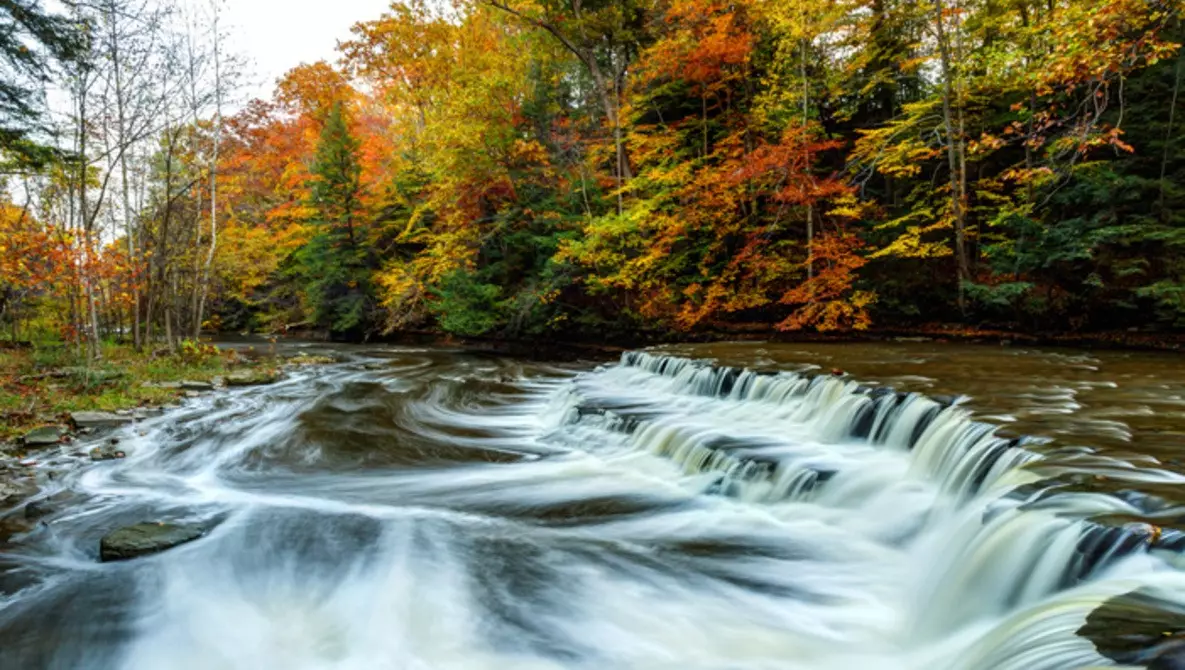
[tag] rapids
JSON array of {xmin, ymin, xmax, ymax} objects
[{"xmin": 2, "ymin": 342, "xmax": 1185, "ymax": 669}]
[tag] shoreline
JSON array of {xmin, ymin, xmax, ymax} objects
[
  {"xmin": 0, "ymin": 351, "xmax": 336, "ymax": 537},
  {"xmin": 288, "ymin": 324, "xmax": 1185, "ymax": 360}
]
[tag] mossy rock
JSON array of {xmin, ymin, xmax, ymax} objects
[{"xmin": 224, "ymin": 370, "xmax": 282, "ymax": 387}]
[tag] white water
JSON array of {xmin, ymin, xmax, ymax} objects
[{"xmin": 2, "ymin": 347, "xmax": 1184, "ymax": 669}]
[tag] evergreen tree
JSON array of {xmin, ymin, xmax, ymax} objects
[
  {"xmin": 0, "ymin": 0, "xmax": 81, "ymax": 171},
  {"xmin": 298, "ymin": 101, "xmax": 374, "ymax": 336}
]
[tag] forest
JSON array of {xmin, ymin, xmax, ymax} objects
[{"xmin": 2, "ymin": 0, "xmax": 1184, "ymax": 351}]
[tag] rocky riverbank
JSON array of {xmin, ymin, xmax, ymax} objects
[{"xmin": 0, "ymin": 351, "xmax": 335, "ymax": 550}]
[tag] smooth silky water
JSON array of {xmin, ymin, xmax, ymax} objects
[{"xmin": 2, "ymin": 341, "xmax": 1185, "ymax": 669}]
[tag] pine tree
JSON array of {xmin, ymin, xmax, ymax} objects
[
  {"xmin": 298, "ymin": 101, "xmax": 373, "ymax": 335},
  {"xmin": 0, "ymin": 0, "xmax": 81, "ymax": 171}
]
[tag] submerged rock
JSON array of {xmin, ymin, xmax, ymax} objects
[
  {"xmin": 99, "ymin": 522, "xmax": 206, "ymax": 562},
  {"xmin": 1080, "ymin": 589, "xmax": 1185, "ymax": 668},
  {"xmin": 69, "ymin": 411, "xmax": 134, "ymax": 430},
  {"xmin": 0, "ymin": 478, "xmax": 37, "ymax": 507},
  {"xmin": 22, "ymin": 426, "xmax": 65, "ymax": 447}
]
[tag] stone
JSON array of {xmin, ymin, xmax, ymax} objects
[
  {"xmin": 89, "ymin": 445, "xmax": 126, "ymax": 461},
  {"xmin": 224, "ymin": 370, "xmax": 282, "ymax": 387},
  {"xmin": 141, "ymin": 381, "xmax": 182, "ymax": 390},
  {"xmin": 69, "ymin": 411, "xmax": 135, "ymax": 430},
  {"xmin": 0, "ymin": 478, "xmax": 37, "ymax": 506},
  {"xmin": 22, "ymin": 426, "xmax": 65, "ymax": 447},
  {"xmin": 99, "ymin": 522, "xmax": 205, "ymax": 561},
  {"xmin": 24, "ymin": 499, "xmax": 54, "ymax": 521},
  {"xmin": 180, "ymin": 380, "xmax": 214, "ymax": 391}
]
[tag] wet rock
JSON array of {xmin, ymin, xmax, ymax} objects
[
  {"xmin": 88, "ymin": 445, "xmax": 126, "ymax": 462},
  {"xmin": 287, "ymin": 354, "xmax": 335, "ymax": 366},
  {"xmin": 22, "ymin": 426, "xmax": 65, "ymax": 447},
  {"xmin": 180, "ymin": 380, "xmax": 214, "ymax": 391},
  {"xmin": 24, "ymin": 499, "xmax": 54, "ymax": 521},
  {"xmin": 69, "ymin": 411, "xmax": 134, "ymax": 430},
  {"xmin": 99, "ymin": 522, "xmax": 205, "ymax": 562},
  {"xmin": 0, "ymin": 478, "xmax": 37, "ymax": 506},
  {"xmin": 224, "ymin": 370, "xmax": 282, "ymax": 387},
  {"xmin": 1080, "ymin": 589, "xmax": 1185, "ymax": 668}
]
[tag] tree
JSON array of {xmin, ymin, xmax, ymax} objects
[
  {"xmin": 297, "ymin": 101, "xmax": 373, "ymax": 335},
  {"xmin": 0, "ymin": 0, "xmax": 81, "ymax": 171}
]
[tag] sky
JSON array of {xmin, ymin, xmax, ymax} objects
[{"xmin": 221, "ymin": 0, "xmax": 395, "ymax": 100}]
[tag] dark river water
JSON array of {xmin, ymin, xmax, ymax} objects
[{"xmin": 2, "ymin": 341, "xmax": 1185, "ymax": 669}]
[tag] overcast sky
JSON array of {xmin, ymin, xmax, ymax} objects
[{"xmin": 222, "ymin": 0, "xmax": 394, "ymax": 100}]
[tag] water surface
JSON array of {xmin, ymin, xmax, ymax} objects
[{"xmin": 2, "ymin": 341, "xmax": 1184, "ymax": 669}]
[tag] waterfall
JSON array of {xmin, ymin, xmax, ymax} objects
[{"xmin": 2, "ymin": 345, "xmax": 1183, "ymax": 669}]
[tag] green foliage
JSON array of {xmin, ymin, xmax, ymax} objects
[
  {"xmin": 0, "ymin": 0, "xmax": 82, "ymax": 171},
  {"xmin": 430, "ymin": 269, "xmax": 503, "ymax": 336},
  {"xmin": 296, "ymin": 101, "xmax": 376, "ymax": 335}
]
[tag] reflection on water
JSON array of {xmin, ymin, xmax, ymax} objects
[{"xmin": 1, "ymin": 341, "xmax": 1184, "ymax": 669}]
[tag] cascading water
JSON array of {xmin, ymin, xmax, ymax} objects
[{"xmin": 2, "ymin": 344, "xmax": 1184, "ymax": 670}]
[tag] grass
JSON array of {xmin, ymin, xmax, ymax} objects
[{"xmin": 0, "ymin": 341, "xmax": 280, "ymax": 442}]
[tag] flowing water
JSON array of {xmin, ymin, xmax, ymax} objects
[{"xmin": 3, "ymin": 341, "xmax": 1185, "ymax": 670}]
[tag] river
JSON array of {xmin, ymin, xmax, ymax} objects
[{"xmin": 1, "ymin": 341, "xmax": 1184, "ymax": 669}]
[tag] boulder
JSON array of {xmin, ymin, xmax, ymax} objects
[
  {"xmin": 22, "ymin": 426, "xmax": 65, "ymax": 447},
  {"xmin": 69, "ymin": 411, "xmax": 135, "ymax": 430},
  {"xmin": 99, "ymin": 522, "xmax": 205, "ymax": 561},
  {"xmin": 225, "ymin": 370, "xmax": 282, "ymax": 387},
  {"xmin": 89, "ymin": 445, "xmax": 126, "ymax": 461}
]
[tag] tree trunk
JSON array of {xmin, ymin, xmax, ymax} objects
[{"xmin": 933, "ymin": 0, "xmax": 970, "ymax": 315}]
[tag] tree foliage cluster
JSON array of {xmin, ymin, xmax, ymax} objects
[{"xmin": 3, "ymin": 0, "xmax": 1184, "ymax": 344}]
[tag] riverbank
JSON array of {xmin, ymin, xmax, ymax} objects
[{"xmin": 0, "ymin": 343, "xmax": 335, "ymax": 527}]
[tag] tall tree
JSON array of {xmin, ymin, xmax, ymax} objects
[
  {"xmin": 297, "ymin": 101, "xmax": 372, "ymax": 335},
  {"xmin": 0, "ymin": 0, "xmax": 81, "ymax": 171}
]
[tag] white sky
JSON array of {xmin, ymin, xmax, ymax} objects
[{"xmin": 222, "ymin": 0, "xmax": 395, "ymax": 100}]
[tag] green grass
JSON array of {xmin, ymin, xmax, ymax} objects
[{"xmin": 0, "ymin": 341, "xmax": 279, "ymax": 442}]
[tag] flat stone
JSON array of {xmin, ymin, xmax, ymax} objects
[
  {"xmin": 99, "ymin": 522, "xmax": 205, "ymax": 561},
  {"xmin": 69, "ymin": 411, "xmax": 135, "ymax": 430},
  {"xmin": 224, "ymin": 370, "xmax": 282, "ymax": 387},
  {"xmin": 180, "ymin": 380, "xmax": 214, "ymax": 391},
  {"xmin": 22, "ymin": 426, "xmax": 65, "ymax": 447},
  {"xmin": 0, "ymin": 478, "xmax": 37, "ymax": 506}
]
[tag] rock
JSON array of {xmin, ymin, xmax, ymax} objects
[
  {"xmin": 69, "ymin": 411, "xmax": 135, "ymax": 430},
  {"xmin": 22, "ymin": 425, "xmax": 65, "ymax": 447},
  {"xmin": 89, "ymin": 445, "xmax": 126, "ymax": 461},
  {"xmin": 287, "ymin": 354, "xmax": 335, "ymax": 366},
  {"xmin": 141, "ymin": 381, "xmax": 182, "ymax": 390},
  {"xmin": 1080, "ymin": 589, "xmax": 1185, "ymax": 668},
  {"xmin": 184, "ymin": 391, "xmax": 201, "ymax": 398},
  {"xmin": 180, "ymin": 380, "xmax": 214, "ymax": 391},
  {"xmin": 99, "ymin": 522, "xmax": 205, "ymax": 561},
  {"xmin": 224, "ymin": 370, "xmax": 282, "ymax": 387},
  {"xmin": 0, "ymin": 478, "xmax": 37, "ymax": 506},
  {"xmin": 24, "ymin": 499, "xmax": 54, "ymax": 521}
]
